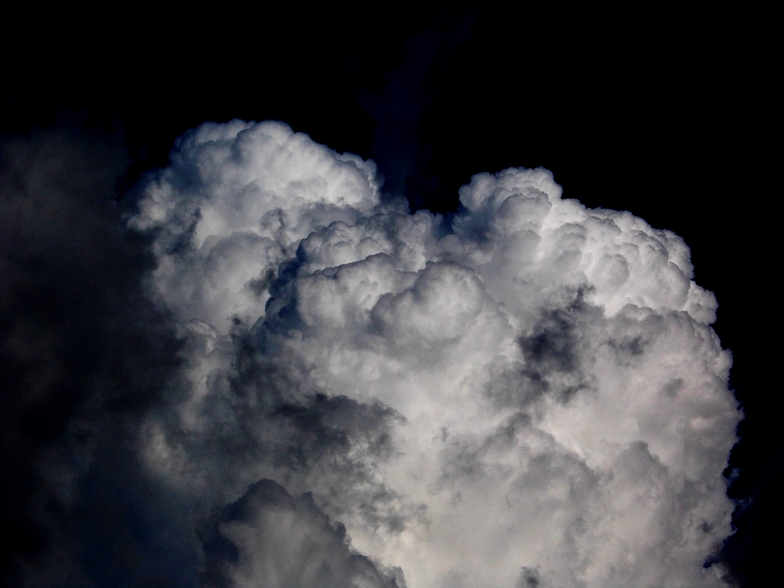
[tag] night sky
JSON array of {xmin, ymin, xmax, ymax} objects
[{"xmin": 1, "ymin": 6, "xmax": 776, "ymax": 587}]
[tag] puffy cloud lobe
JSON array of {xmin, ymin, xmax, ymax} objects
[
  {"xmin": 451, "ymin": 169, "xmax": 717, "ymax": 324},
  {"xmin": 130, "ymin": 120, "xmax": 383, "ymax": 332},
  {"xmin": 130, "ymin": 121, "xmax": 739, "ymax": 587},
  {"xmin": 201, "ymin": 479, "xmax": 405, "ymax": 588},
  {"xmin": 140, "ymin": 331, "xmax": 412, "ymax": 540}
]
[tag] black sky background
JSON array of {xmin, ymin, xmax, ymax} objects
[{"xmin": 1, "ymin": 5, "xmax": 776, "ymax": 586}]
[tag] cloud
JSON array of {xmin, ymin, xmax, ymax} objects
[
  {"xmin": 129, "ymin": 120, "xmax": 383, "ymax": 333},
  {"xmin": 200, "ymin": 478, "xmax": 405, "ymax": 588},
  {"xmin": 2, "ymin": 120, "xmax": 740, "ymax": 587},
  {"xmin": 0, "ymin": 128, "xmax": 185, "ymax": 585},
  {"xmin": 127, "ymin": 120, "xmax": 739, "ymax": 587}
]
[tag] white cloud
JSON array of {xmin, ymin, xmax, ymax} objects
[
  {"xmin": 130, "ymin": 120, "xmax": 383, "ymax": 333},
  {"xmin": 132, "ymin": 121, "xmax": 739, "ymax": 587}
]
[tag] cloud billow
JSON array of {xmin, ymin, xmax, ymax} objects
[
  {"xmin": 127, "ymin": 120, "xmax": 739, "ymax": 587},
  {"xmin": 0, "ymin": 120, "xmax": 738, "ymax": 587}
]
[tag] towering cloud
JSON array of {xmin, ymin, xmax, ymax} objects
[{"xmin": 122, "ymin": 120, "xmax": 739, "ymax": 587}]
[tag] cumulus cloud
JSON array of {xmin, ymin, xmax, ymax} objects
[
  {"xmin": 129, "ymin": 120, "xmax": 383, "ymax": 333},
  {"xmin": 126, "ymin": 120, "xmax": 740, "ymax": 587},
  {"xmin": 2, "ymin": 120, "xmax": 739, "ymax": 587}
]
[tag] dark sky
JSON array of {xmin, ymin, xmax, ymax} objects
[{"xmin": 1, "ymin": 6, "xmax": 776, "ymax": 587}]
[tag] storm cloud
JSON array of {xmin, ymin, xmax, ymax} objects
[{"xmin": 3, "ymin": 121, "xmax": 740, "ymax": 587}]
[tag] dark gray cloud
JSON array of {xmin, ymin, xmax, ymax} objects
[
  {"xmin": 200, "ymin": 478, "xmax": 405, "ymax": 588},
  {"xmin": 0, "ymin": 129, "xmax": 184, "ymax": 585},
  {"xmin": 516, "ymin": 567, "xmax": 542, "ymax": 588},
  {"xmin": 148, "ymin": 322, "xmax": 412, "ymax": 535}
]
